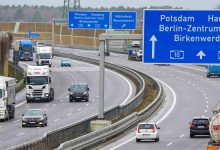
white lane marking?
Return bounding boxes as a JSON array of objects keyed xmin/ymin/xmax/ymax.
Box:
[
  {"xmin": 196, "ymin": 86, "xmax": 200, "ymax": 89},
  {"xmin": 16, "ymin": 133, "xmax": 24, "ymax": 136},
  {"xmin": 60, "ymin": 100, "xmax": 64, "ymax": 102},
  {"xmin": 111, "ymin": 70, "xmax": 133, "ymax": 105},
  {"xmin": 156, "ymin": 78, "xmax": 177, "ymax": 124},
  {"xmin": 167, "ymin": 142, "xmax": 173, "ymax": 146},
  {"xmin": 206, "ymin": 105, "xmax": 209, "ymax": 108},
  {"xmin": 109, "ymin": 79, "xmax": 176, "ymax": 150},
  {"xmin": 86, "ymin": 104, "xmax": 89, "ymax": 106},
  {"xmin": 91, "ymin": 99, "xmax": 95, "ymax": 102},
  {"xmin": 207, "ymin": 101, "xmax": 209, "ymax": 104},
  {"xmin": 175, "ymin": 65, "xmax": 206, "ymax": 72},
  {"xmin": 179, "ymin": 134, "xmax": 184, "ymax": 138},
  {"xmin": 74, "ymin": 81, "xmax": 77, "ymax": 83},
  {"xmin": 205, "ymin": 97, "xmax": 208, "ymax": 100},
  {"xmin": 77, "ymin": 108, "xmax": 82, "ymax": 111},
  {"xmin": 54, "ymin": 119, "xmax": 60, "ymax": 122},
  {"xmin": 13, "ymin": 120, "xmax": 20, "ymax": 123},
  {"xmin": 205, "ymin": 110, "xmax": 207, "ymax": 113},
  {"xmin": 96, "ymin": 96, "xmax": 99, "ymax": 98},
  {"xmin": 52, "ymin": 104, "xmax": 56, "ymax": 107},
  {"xmin": 66, "ymin": 113, "xmax": 72, "ymax": 116},
  {"xmin": 203, "ymin": 93, "xmax": 207, "ymax": 96},
  {"xmin": 200, "ymin": 90, "xmax": 204, "ymax": 93},
  {"xmin": 0, "ymin": 126, "xmax": 3, "ymax": 128},
  {"xmin": 15, "ymin": 101, "xmax": 26, "ymax": 108},
  {"xmin": 66, "ymin": 96, "xmax": 68, "ymax": 99}
]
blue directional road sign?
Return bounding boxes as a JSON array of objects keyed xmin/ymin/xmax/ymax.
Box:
[
  {"xmin": 143, "ymin": 10, "xmax": 220, "ymax": 64},
  {"xmin": 111, "ymin": 11, "xmax": 136, "ymax": 30},
  {"xmin": 27, "ymin": 30, "xmax": 40, "ymax": 38},
  {"xmin": 68, "ymin": 11, "xmax": 110, "ymax": 29}
]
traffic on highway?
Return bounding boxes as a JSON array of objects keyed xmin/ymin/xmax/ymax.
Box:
[{"xmin": 1, "ymin": 0, "xmax": 220, "ymax": 150}]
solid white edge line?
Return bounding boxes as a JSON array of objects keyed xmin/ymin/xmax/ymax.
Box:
[
  {"xmin": 107, "ymin": 70, "xmax": 132, "ymax": 106},
  {"xmin": 156, "ymin": 78, "xmax": 177, "ymax": 125},
  {"xmin": 109, "ymin": 79, "xmax": 176, "ymax": 150},
  {"xmin": 173, "ymin": 65, "xmax": 206, "ymax": 72}
]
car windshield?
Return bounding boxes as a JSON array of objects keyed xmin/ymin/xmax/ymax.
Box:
[
  {"xmin": 192, "ymin": 119, "xmax": 209, "ymax": 125},
  {"xmin": 25, "ymin": 110, "xmax": 43, "ymax": 116},
  {"xmin": 37, "ymin": 42, "xmax": 45, "ymax": 47},
  {"xmin": 27, "ymin": 76, "xmax": 48, "ymax": 85},
  {"xmin": 21, "ymin": 46, "xmax": 32, "ymax": 52},
  {"xmin": 39, "ymin": 53, "xmax": 51, "ymax": 59},
  {"xmin": 139, "ymin": 124, "xmax": 154, "ymax": 129},
  {"xmin": 71, "ymin": 84, "xmax": 86, "ymax": 93},
  {"xmin": 0, "ymin": 89, "xmax": 2, "ymax": 99}
]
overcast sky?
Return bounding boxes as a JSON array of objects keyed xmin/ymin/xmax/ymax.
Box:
[{"xmin": 0, "ymin": 0, "xmax": 219, "ymax": 9}]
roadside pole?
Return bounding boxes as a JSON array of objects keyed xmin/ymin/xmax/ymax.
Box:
[{"xmin": 98, "ymin": 39, "xmax": 105, "ymax": 119}]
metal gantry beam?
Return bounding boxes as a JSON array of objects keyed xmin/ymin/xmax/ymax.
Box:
[{"xmin": 63, "ymin": 0, "xmax": 80, "ymax": 18}]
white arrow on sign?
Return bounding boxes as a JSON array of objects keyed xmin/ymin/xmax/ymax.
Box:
[
  {"xmin": 196, "ymin": 50, "xmax": 206, "ymax": 59},
  {"xmin": 149, "ymin": 35, "xmax": 157, "ymax": 59}
]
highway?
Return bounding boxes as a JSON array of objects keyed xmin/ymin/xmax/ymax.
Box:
[
  {"xmin": 0, "ymin": 55, "xmax": 136, "ymax": 149},
  {"xmin": 55, "ymin": 48, "xmax": 220, "ymax": 150}
]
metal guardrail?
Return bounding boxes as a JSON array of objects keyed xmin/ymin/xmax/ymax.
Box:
[{"xmin": 9, "ymin": 50, "xmax": 148, "ymax": 150}]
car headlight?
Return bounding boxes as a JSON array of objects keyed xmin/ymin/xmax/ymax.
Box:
[
  {"xmin": 22, "ymin": 118, "xmax": 27, "ymax": 121},
  {"xmin": 0, "ymin": 110, "xmax": 4, "ymax": 113},
  {"xmin": 70, "ymin": 92, "xmax": 73, "ymax": 95},
  {"xmin": 26, "ymin": 94, "xmax": 30, "ymax": 97},
  {"xmin": 45, "ymin": 93, "xmax": 49, "ymax": 97},
  {"xmin": 83, "ymin": 92, "xmax": 87, "ymax": 95}
]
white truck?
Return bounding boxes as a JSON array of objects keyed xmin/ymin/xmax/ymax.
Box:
[
  {"xmin": 35, "ymin": 46, "xmax": 52, "ymax": 67},
  {"xmin": 25, "ymin": 65, "xmax": 54, "ymax": 102},
  {"xmin": 0, "ymin": 76, "xmax": 16, "ymax": 121}
]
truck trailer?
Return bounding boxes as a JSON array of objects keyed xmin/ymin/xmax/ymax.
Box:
[
  {"xmin": 35, "ymin": 46, "xmax": 52, "ymax": 67},
  {"xmin": 207, "ymin": 101, "xmax": 220, "ymax": 150},
  {"xmin": 25, "ymin": 65, "xmax": 54, "ymax": 102},
  {"xmin": 0, "ymin": 76, "xmax": 16, "ymax": 121}
]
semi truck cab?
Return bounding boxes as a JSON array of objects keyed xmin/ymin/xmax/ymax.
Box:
[{"xmin": 26, "ymin": 66, "xmax": 54, "ymax": 102}]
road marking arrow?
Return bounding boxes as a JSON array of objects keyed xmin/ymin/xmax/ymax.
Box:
[
  {"xmin": 196, "ymin": 50, "xmax": 206, "ymax": 59},
  {"xmin": 149, "ymin": 35, "xmax": 157, "ymax": 59}
]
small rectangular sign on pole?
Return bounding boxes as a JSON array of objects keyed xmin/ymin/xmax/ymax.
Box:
[{"xmin": 111, "ymin": 11, "xmax": 136, "ymax": 30}]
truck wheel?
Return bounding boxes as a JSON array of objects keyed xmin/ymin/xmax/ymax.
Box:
[
  {"xmin": 69, "ymin": 99, "xmax": 73, "ymax": 102},
  {"xmin": 27, "ymin": 99, "xmax": 30, "ymax": 103},
  {"xmin": 190, "ymin": 134, "xmax": 194, "ymax": 138}
]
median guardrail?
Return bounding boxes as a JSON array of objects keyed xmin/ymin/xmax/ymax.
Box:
[{"xmin": 9, "ymin": 50, "xmax": 162, "ymax": 150}]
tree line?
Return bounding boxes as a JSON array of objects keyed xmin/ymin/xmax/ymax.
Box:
[{"xmin": 0, "ymin": 5, "xmax": 183, "ymax": 22}]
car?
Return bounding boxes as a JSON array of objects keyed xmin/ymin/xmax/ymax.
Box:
[
  {"xmin": 189, "ymin": 117, "xmax": 210, "ymax": 138},
  {"xmin": 22, "ymin": 109, "xmax": 47, "ymax": 127},
  {"xmin": 61, "ymin": 59, "xmax": 71, "ymax": 67},
  {"xmin": 68, "ymin": 83, "xmax": 89, "ymax": 102},
  {"xmin": 136, "ymin": 123, "xmax": 160, "ymax": 142}
]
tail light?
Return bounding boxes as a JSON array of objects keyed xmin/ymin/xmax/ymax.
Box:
[
  {"xmin": 190, "ymin": 124, "xmax": 196, "ymax": 129},
  {"xmin": 137, "ymin": 128, "xmax": 140, "ymax": 133},
  {"xmin": 205, "ymin": 125, "xmax": 209, "ymax": 128},
  {"xmin": 152, "ymin": 128, "xmax": 156, "ymax": 133}
]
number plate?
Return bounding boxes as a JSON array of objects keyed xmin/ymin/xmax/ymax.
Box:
[
  {"xmin": 198, "ymin": 126, "xmax": 204, "ymax": 128},
  {"xmin": 30, "ymin": 122, "xmax": 35, "ymax": 124}
]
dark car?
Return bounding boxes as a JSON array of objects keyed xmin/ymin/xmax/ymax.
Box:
[
  {"xmin": 22, "ymin": 109, "xmax": 47, "ymax": 127},
  {"xmin": 189, "ymin": 117, "xmax": 210, "ymax": 138},
  {"xmin": 68, "ymin": 83, "xmax": 89, "ymax": 102}
]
